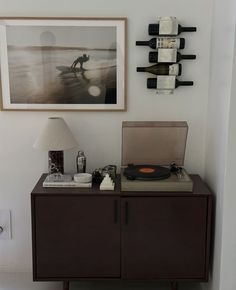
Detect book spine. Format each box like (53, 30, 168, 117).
(43, 182, 92, 188)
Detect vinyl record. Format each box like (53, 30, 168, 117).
(124, 164, 171, 181)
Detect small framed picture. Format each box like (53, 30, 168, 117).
(0, 17, 126, 111)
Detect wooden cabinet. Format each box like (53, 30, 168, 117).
(121, 197, 208, 279)
(33, 196, 120, 279)
(31, 174, 212, 290)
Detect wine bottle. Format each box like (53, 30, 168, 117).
(147, 76, 194, 90)
(149, 49, 196, 63)
(137, 63, 182, 76)
(149, 23, 196, 36)
(136, 37, 185, 49)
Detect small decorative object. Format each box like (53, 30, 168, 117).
(33, 117, 78, 174)
(0, 17, 126, 111)
(74, 173, 92, 183)
(136, 16, 196, 94)
(102, 165, 117, 181)
(92, 165, 117, 183)
(92, 169, 104, 184)
(100, 174, 115, 190)
(76, 151, 86, 173)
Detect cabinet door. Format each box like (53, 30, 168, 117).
(32, 196, 120, 279)
(121, 196, 208, 279)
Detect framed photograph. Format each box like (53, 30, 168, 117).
(0, 17, 126, 111)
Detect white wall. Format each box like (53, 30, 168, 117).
(217, 24, 236, 290)
(205, 0, 236, 289)
(0, 0, 213, 274)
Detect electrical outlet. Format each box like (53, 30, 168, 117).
(0, 210, 11, 239)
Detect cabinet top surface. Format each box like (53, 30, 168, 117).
(31, 174, 212, 197)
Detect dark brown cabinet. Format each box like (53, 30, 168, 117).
(31, 175, 212, 290)
(121, 197, 208, 279)
(33, 196, 120, 279)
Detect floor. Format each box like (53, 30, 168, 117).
(0, 272, 205, 290)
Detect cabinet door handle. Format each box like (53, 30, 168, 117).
(114, 200, 118, 224)
(125, 201, 129, 225)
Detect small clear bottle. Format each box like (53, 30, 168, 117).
(76, 151, 86, 173)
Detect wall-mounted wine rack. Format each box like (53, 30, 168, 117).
(136, 16, 197, 94)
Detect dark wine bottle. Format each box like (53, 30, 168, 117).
(137, 63, 182, 76)
(149, 50, 196, 63)
(149, 23, 196, 36)
(147, 77, 194, 90)
(136, 37, 185, 49)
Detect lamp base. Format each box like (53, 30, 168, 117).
(48, 151, 64, 174)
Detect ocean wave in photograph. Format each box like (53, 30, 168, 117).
(7, 46, 117, 104)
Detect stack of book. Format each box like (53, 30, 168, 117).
(43, 174, 92, 188)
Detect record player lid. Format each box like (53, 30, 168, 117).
(122, 121, 188, 166)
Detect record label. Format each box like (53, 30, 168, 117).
(139, 167, 155, 173)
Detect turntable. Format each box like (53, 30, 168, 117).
(121, 121, 193, 192)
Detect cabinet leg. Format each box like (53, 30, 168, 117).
(63, 281, 70, 290)
(170, 281, 178, 290)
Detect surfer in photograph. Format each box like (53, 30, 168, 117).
(71, 54, 90, 70)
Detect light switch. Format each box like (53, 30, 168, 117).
(0, 210, 11, 239)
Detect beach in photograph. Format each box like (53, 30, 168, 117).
(8, 46, 117, 104)
(6, 25, 117, 104)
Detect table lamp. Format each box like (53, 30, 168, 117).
(33, 117, 78, 174)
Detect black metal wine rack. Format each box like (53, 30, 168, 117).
(136, 16, 196, 94)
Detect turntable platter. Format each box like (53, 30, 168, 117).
(124, 164, 171, 181)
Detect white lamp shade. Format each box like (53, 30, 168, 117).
(33, 117, 78, 151)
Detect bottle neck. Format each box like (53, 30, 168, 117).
(136, 41, 149, 46)
(176, 80, 194, 86)
(137, 67, 146, 72)
(180, 54, 196, 60)
(181, 26, 197, 32)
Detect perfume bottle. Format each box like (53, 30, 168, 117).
(76, 151, 86, 173)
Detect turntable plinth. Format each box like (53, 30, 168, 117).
(121, 168, 193, 191)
